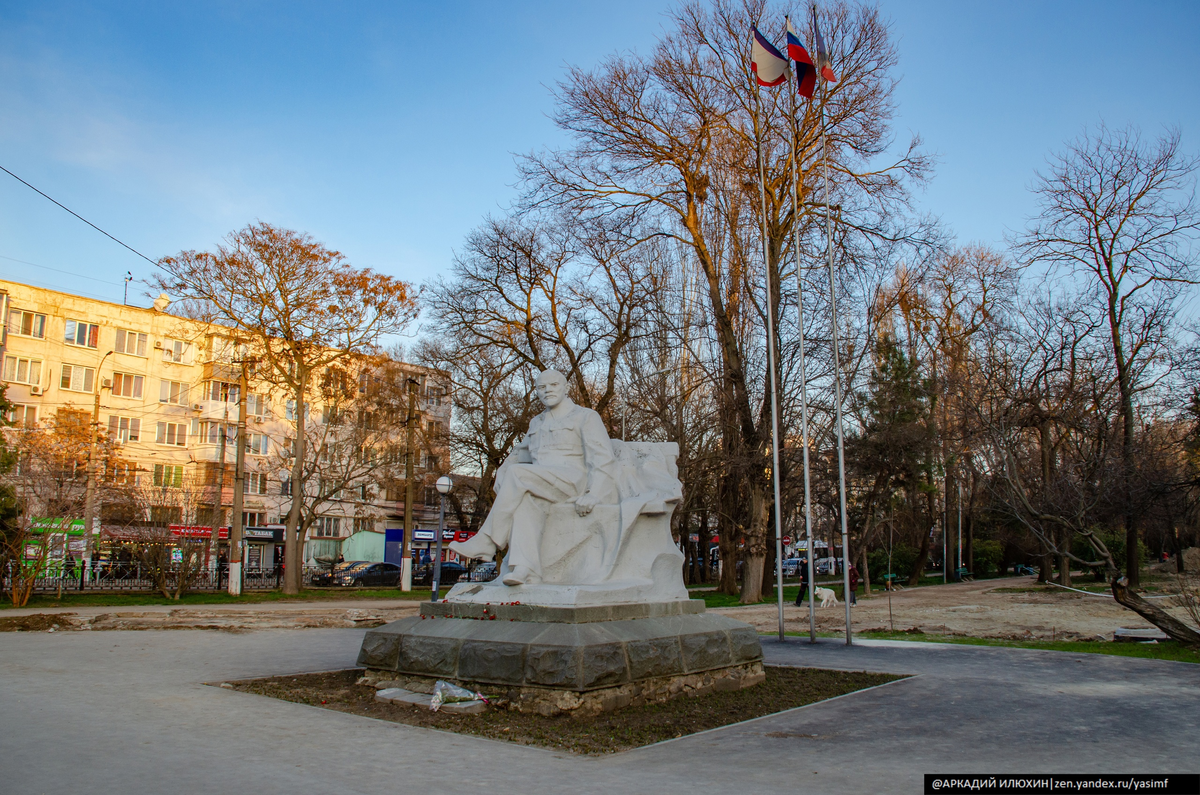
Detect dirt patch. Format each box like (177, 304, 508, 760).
(227, 666, 901, 755)
(0, 613, 78, 632)
(0, 606, 410, 632)
(715, 576, 1195, 641)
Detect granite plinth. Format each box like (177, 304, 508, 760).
(357, 610, 763, 695)
(421, 599, 706, 623)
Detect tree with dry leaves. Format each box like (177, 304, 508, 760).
(155, 223, 419, 593)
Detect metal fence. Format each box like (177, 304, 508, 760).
(17, 563, 326, 593)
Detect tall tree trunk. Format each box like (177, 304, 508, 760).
(717, 475, 739, 595)
(740, 482, 767, 604)
(283, 364, 308, 594)
(908, 490, 936, 586)
(1108, 295, 1140, 588)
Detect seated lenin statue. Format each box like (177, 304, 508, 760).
(448, 369, 687, 606)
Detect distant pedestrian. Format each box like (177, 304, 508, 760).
(847, 563, 859, 605)
(794, 561, 809, 606)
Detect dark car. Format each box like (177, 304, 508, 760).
(415, 561, 468, 588)
(310, 561, 403, 587)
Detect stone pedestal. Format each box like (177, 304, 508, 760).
(356, 600, 764, 715)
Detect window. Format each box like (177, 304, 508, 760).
(162, 339, 190, 363)
(7, 309, 46, 338)
(247, 393, 267, 418)
(243, 473, 268, 495)
(242, 511, 266, 528)
(281, 479, 294, 497)
(159, 380, 190, 405)
(64, 319, 99, 348)
(107, 461, 137, 485)
(286, 400, 309, 421)
(155, 421, 187, 447)
(114, 329, 148, 356)
(207, 381, 239, 402)
(197, 421, 233, 445)
(353, 517, 374, 534)
(7, 404, 37, 428)
(245, 433, 269, 456)
(111, 373, 144, 399)
(107, 416, 141, 443)
(313, 516, 341, 538)
(153, 464, 184, 488)
(3, 355, 42, 385)
(60, 364, 95, 393)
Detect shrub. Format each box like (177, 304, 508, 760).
(972, 540, 1003, 577)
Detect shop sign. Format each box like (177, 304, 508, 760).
(412, 530, 436, 541)
(31, 518, 86, 535)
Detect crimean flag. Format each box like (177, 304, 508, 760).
(812, 8, 838, 83)
(786, 17, 816, 98)
(751, 26, 789, 87)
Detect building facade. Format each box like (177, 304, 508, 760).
(0, 279, 455, 567)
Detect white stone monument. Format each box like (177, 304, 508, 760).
(357, 369, 763, 714)
(447, 369, 688, 606)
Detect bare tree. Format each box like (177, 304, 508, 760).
(1016, 125, 1200, 587)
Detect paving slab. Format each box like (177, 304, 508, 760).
(1, 629, 1196, 794)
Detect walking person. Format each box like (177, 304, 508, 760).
(794, 560, 810, 606)
(847, 562, 859, 606)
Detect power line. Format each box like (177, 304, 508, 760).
(0, 164, 158, 266)
(0, 254, 126, 286)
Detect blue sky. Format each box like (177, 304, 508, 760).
(1, 1, 1197, 308)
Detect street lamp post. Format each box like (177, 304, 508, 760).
(83, 350, 115, 582)
(431, 475, 453, 601)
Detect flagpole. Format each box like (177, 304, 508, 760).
(815, 2, 853, 646)
(788, 69, 818, 645)
(753, 77, 787, 643)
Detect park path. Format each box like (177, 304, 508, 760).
(2, 627, 1196, 794)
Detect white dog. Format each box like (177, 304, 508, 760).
(814, 587, 838, 608)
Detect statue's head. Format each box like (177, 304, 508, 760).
(535, 369, 569, 409)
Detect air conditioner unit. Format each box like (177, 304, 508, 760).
(153, 341, 163, 349)
(28, 385, 42, 395)
(192, 403, 205, 411)
(101, 378, 112, 389)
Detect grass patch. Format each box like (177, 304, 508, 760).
(0, 588, 431, 610)
(230, 666, 901, 755)
(826, 630, 1200, 664)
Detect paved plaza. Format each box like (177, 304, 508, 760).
(2, 628, 1197, 794)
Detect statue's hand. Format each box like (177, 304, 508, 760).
(575, 492, 599, 516)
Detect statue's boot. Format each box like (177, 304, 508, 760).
(449, 532, 497, 561)
(502, 566, 540, 587)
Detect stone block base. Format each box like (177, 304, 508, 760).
(356, 607, 765, 714)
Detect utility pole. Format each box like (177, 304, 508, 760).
(82, 351, 114, 582)
(216, 403, 228, 582)
(400, 376, 419, 591)
(229, 361, 249, 596)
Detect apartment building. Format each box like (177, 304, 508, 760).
(0, 279, 454, 566)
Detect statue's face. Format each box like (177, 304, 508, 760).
(535, 371, 567, 409)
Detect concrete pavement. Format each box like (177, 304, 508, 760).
(1, 629, 1196, 794)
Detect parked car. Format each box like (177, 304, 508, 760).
(414, 561, 468, 588)
(470, 562, 498, 582)
(781, 558, 807, 577)
(310, 561, 403, 587)
(815, 557, 843, 576)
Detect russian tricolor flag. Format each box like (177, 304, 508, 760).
(751, 26, 789, 87)
(786, 17, 816, 98)
(812, 9, 839, 83)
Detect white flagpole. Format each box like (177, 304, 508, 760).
(753, 75, 788, 643)
(788, 46, 817, 643)
(815, 2, 853, 646)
